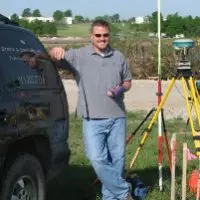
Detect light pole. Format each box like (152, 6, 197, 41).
(157, 0, 163, 192)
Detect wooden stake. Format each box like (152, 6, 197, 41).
(171, 134, 176, 200)
(182, 143, 187, 200)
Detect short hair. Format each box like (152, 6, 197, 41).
(91, 19, 110, 32)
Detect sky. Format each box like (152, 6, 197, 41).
(1, 0, 200, 19)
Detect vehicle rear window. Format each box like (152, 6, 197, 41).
(0, 28, 60, 90)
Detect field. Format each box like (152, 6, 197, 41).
(56, 23, 148, 38)
(57, 23, 91, 38)
(43, 23, 200, 80)
(47, 112, 198, 200)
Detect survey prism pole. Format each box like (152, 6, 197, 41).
(157, 0, 163, 191)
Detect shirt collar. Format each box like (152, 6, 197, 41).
(88, 43, 113, 57)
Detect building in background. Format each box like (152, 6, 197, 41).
(19, 16, 54, 22)
(135, 16, 149, 24)
(135, 16, 145, 24)
(15, 16, 73, 24)
(174, 34, 185, 38)
(63, 17, 73, 25)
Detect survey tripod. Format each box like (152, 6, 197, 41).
(129, 39, 200, 170)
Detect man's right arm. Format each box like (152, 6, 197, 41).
(48, 47, 65, 61)
(48, 47, 77, 75)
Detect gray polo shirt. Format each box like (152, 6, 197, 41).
(64, 44, 132, 118)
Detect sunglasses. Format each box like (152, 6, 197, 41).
(94, 33, 109, 38)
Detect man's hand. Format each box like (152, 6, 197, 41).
(107, 81, 132, 98)
(48, 47, 65, 61)
(107, 85, 125, 97)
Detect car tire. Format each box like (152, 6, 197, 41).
(0, 153, 46, 200)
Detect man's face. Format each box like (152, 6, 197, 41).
(91, 25, 110, 51)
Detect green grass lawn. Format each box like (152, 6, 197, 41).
(47, 111, 199, 200)
(57, 23, 91, 38)
(56, 23, 148, 39)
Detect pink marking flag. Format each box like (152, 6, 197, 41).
(187, 148, 198, 161)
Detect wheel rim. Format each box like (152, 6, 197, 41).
(11, 176, 37, 200)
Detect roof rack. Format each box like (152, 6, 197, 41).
(0, 14, 19, 26)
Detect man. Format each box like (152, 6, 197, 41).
(49, 19, 133, 200)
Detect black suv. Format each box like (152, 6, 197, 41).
(0, 15, 70, 199)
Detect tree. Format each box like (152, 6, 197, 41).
(128, 17, 135, 23)
(84, 17, 91, 23)
(53, 10, 64, 22)
(18, 19, 57, 36)
(30, 20, 43, 35)
(95, 15, 112, 22)
(164, 13, 184, 37)
(22, 8, 32, 17)
(42, 22, 57, 36)
(74, 15, 84, 23)
(112, 13, 120, 23)
(193, 17, 200, 36)
(95, 14, 120, 23)
(144, 15, 151, 23)
(43, 22, 57, 36)
(10, 13, 19, 22)
(64, 9, 72, 17)
(109, 23, 120, 35)
(183, 15, 196, 37)
(32, 9, 42, 17)
(19, 19, 30, 29)
(149, 11, 164, 33)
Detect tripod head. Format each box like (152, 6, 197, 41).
(172, 39, 194, 77)
(172, 39, 194, 70)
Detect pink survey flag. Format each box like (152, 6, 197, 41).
(187, 148, 198, 161)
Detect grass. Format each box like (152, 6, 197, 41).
(56, 23, 148, 39)
(57, 23, 91, 38)
(47, 111, 199, 200)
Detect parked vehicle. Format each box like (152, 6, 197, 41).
(0, 14, 70, 200)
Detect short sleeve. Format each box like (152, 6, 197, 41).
(122, 58, 132, 81)
(64, 48, 77, 66)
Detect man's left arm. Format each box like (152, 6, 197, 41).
(122, 80, 132, 92)
(107, 56, 132, 97)
(121, 55, 132, 92)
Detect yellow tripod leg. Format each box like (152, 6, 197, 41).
(189, 77, 200, 126)
(182, 77, 200, 156)
(191, 79, 200, 157)
(194, 79, 200, 103)
(129, 78, 176, 168)
(189, 78, 200, 157)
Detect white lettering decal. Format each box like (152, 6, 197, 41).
(17, 75, 45, 85)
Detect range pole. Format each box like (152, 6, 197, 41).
(157, 0, 163, 191)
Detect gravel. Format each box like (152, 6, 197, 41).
(62, 79, 197, 120)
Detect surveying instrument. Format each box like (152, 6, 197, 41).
(129, 39, 200, 169)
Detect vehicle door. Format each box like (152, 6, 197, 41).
(0, 70, 17, 150)
(0, 27, 67, 138)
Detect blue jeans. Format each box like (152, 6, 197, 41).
(83, 118, 129, 200)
